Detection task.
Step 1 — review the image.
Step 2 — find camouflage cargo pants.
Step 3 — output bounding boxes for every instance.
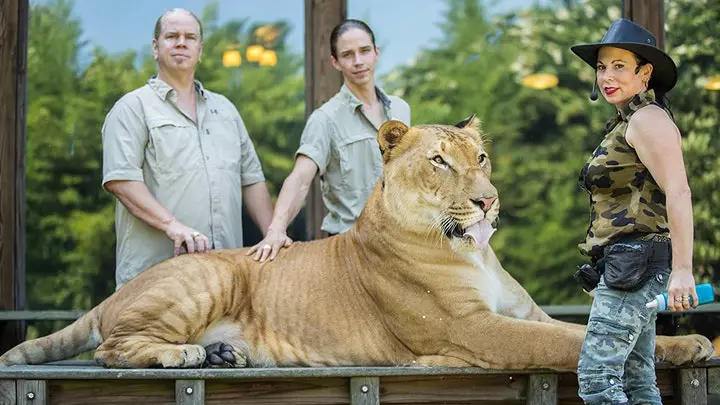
[578,240,671,405]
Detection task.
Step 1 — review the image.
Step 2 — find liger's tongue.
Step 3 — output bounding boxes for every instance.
[462,219,496,250]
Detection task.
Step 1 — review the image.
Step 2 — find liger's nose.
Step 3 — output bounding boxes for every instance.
[471,197,496,213]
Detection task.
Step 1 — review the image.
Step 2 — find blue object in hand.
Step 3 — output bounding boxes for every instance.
[646,283,715,310]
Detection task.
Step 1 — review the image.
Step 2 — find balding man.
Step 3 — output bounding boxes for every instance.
[102,9,283,288]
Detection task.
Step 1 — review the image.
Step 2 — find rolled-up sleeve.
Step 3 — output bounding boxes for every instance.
[101,96,148,188]
[236,114,266,186]
[295,110,332,175]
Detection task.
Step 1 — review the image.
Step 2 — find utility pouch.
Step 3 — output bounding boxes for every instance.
[603,240,652,292]
[573,256,605,293]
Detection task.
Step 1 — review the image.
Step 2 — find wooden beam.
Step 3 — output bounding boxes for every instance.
[527,374,558,405]
[622,0,665,50]
[350,376,379,405]
[0,0,28,354]
[678,368,707,405]
[304,0,346,239]
[175,380,205,405]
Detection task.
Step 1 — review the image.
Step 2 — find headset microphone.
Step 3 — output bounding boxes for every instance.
[589,81,598,101]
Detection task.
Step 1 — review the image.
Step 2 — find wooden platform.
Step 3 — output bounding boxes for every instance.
[1,359,719,405]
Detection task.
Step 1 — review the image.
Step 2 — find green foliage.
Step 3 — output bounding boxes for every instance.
[383,0,719,304]
[25,0,305,316]
[24,0,719,314]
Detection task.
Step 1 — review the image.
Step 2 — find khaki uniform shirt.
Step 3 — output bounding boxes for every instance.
[102,77,265,288]
[296,85,411,235]
[578,89,670,257]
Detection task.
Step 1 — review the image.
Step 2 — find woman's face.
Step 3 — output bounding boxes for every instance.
[330,28,379,87]
[596,47,653,107]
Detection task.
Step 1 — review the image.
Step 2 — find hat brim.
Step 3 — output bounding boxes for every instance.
[570,42,677,93]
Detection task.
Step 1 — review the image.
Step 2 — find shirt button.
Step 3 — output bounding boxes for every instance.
[206,129,210,134]
[206,156,210,160]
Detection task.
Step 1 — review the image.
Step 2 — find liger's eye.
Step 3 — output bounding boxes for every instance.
[478,154,487,164]
[432,155,446,165]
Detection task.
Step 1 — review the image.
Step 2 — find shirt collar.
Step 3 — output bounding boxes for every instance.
[148,76,207,101]
[340,83,392,110]
[604,89,656,133]
[618,89,656,122]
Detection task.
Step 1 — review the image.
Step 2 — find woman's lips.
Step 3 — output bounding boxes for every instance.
[604,87,618,95]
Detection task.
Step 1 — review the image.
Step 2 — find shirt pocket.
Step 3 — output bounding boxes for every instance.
[206,113,242,171]
[148,118,200,174]
[337,132,383,191]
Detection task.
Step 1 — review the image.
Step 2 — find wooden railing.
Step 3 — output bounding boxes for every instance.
[1,307,719,404]
[0,359,718,404]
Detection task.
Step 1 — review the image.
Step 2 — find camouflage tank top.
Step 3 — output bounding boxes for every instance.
[578,90,670,257]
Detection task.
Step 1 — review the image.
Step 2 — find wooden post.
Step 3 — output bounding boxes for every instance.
[350,377,380,405]
[175,380,204,405]
[16,380,46,405]
[0,0,28,354]
[304,0,346,240]
[527,374,558,405]
[622,0,665,49]
[678,368,708,405]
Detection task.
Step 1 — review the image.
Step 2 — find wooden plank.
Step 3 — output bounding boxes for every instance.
[48,380,175,405]
[678,368,707,405]
[0,380,16,405]
[709,367,720,395]
[205,378,349,404]
[0,0,28,356]
[175,380,204,405]
[527,374,557,405]
[379,374,526,404]
[350,377,379,405]
[16,380,45,405]
[622,0,665,50]
[303,0,346,240]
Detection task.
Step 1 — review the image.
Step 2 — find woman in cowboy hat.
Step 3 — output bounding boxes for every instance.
[570,18,700,405]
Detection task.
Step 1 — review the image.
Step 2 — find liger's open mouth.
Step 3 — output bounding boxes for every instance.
[444,218,497,250]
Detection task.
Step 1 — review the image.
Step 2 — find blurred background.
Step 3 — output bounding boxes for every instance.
[20,0,719,342]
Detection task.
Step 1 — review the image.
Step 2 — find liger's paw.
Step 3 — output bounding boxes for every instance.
[657,334,714,365]
[159,344,206,368]
[202,342,247,368]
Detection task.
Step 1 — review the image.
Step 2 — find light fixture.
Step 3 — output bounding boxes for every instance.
[259,49,277,67]
[222,50,241,68]
[705,75,720,91]
[521,73,559,90]
[246,45,264,63]
[254,24,280,43]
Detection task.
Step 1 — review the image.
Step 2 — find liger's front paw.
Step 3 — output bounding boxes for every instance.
[202,342,247,368]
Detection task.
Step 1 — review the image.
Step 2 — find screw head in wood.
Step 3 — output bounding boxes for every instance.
[542,382,550,390]
[186,387,194,395]
[691,378,700,388]
[27,392,35,400]
[361,385,369,393]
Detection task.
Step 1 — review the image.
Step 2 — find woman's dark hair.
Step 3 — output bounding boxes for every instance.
[633,54,673,115]
[330,19,376,58]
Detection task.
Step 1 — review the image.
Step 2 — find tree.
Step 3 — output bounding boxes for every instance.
[24,0,307,319]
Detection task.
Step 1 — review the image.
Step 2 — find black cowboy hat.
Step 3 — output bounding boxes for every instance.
[571,18,677,93]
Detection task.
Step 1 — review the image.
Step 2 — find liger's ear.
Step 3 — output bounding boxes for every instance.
[454,114,480,131]
[377,120,410,163]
